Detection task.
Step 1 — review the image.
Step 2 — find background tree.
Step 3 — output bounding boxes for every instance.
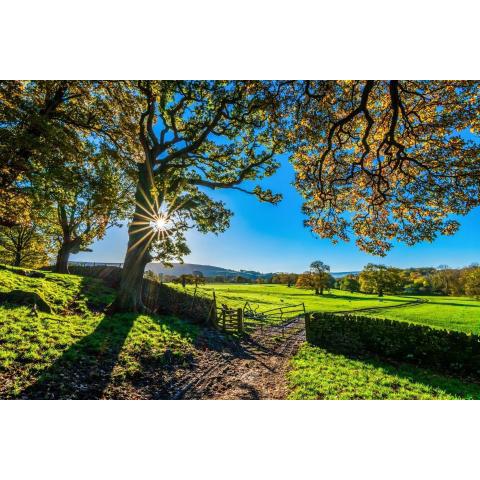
[0,81,140,228]
[272,272,298,286]
[292,81,480,256]
[339,275,360,293]
[295,272,319,294]
[192,270,205,287]
[309,260,331,295]
[41,146,132,273]
[359,264,404,296]
[114,81,287,311]
[0,223,53,268]
[430,266,464,295]
[0,195,56,268]
[464,267,480,299]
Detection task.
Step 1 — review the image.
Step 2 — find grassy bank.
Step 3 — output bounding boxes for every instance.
[0,266,198,399]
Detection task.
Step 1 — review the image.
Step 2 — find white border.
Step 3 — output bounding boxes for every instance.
[1,0,479,79]
[1,0,480,476]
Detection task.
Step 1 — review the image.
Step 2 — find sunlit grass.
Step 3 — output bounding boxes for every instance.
[288,344,480,400]
[0,267,198,398]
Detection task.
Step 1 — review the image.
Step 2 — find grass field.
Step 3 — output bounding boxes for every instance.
[288,344,480,399]
[173,283,413,312]
[0,267,198,398]
[174,283,480,334]
[2,268,480,399]
[369,296,480,335]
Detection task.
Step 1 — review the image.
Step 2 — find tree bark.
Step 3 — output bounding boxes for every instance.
[114,163,156,312]
[13,250,21,267]
[55,244,72,274]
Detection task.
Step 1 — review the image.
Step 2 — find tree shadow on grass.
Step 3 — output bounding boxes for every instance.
[21,313,137,399]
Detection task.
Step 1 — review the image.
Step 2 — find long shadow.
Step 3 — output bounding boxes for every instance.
[320,346,480,399]
[425,301,480,308]
[321,292,408,303]
[21,313,137,399]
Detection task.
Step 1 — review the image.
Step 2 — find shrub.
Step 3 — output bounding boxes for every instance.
[306,312,480,377]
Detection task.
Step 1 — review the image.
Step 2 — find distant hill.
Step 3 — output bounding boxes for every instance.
[330,271,360,279]
[146,262,272,280]
[146,262,358,279]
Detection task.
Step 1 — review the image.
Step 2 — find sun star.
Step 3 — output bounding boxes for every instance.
[149,213,172,233]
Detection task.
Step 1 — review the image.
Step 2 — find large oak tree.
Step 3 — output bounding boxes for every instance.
[114,81,287,311]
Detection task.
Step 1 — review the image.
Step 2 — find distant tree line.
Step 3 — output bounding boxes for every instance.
[336,263,480,299]
[143,261,480,300]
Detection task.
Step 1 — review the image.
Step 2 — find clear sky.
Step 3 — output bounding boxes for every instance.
[72,156,480,273]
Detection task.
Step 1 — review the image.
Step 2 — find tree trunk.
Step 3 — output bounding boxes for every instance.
[114,163,156,312]
[55,244,71,273]
[320,286,324,295]
[13,250,22,267]
[315,287,319,295]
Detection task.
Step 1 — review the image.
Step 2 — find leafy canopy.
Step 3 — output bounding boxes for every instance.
[292,81,480,255]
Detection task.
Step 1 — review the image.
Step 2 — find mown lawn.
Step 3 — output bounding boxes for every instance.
[0,266,198,399]
[288,344,480,400]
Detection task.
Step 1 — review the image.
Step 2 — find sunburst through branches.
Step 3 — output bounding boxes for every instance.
[127,185,176,260]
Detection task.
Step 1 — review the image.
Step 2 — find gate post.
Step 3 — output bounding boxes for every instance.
[222,309,226,331]
[304,312,311,341]
[237,308,244,333]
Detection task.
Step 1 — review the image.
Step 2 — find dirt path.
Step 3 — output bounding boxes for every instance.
[167,300,427,400]
[170,317,306,400]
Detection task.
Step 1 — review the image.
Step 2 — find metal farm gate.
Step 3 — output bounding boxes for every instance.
[210,293,308,343]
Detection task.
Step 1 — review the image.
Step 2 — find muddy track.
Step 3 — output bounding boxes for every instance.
[170,317,306,400]
[168,300,425,400]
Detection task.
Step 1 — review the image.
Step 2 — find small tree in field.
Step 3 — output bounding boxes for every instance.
[310,260,331,295]
[295,272,316,293]
[295,268,330,295]
[192,271,205,287]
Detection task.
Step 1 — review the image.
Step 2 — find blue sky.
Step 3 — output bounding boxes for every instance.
[72,156,480,273]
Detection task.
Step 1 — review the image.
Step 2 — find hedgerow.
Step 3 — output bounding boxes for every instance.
[306,312,480,377]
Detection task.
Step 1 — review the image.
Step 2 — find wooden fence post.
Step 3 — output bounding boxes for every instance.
[304,312,311,342]
[222,309,226,331]
[237,308,244,333]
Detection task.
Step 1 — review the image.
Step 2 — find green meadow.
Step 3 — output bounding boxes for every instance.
[174,283,480,334]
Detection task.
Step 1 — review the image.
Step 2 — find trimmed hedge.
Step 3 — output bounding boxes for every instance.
[306,312,480,377]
